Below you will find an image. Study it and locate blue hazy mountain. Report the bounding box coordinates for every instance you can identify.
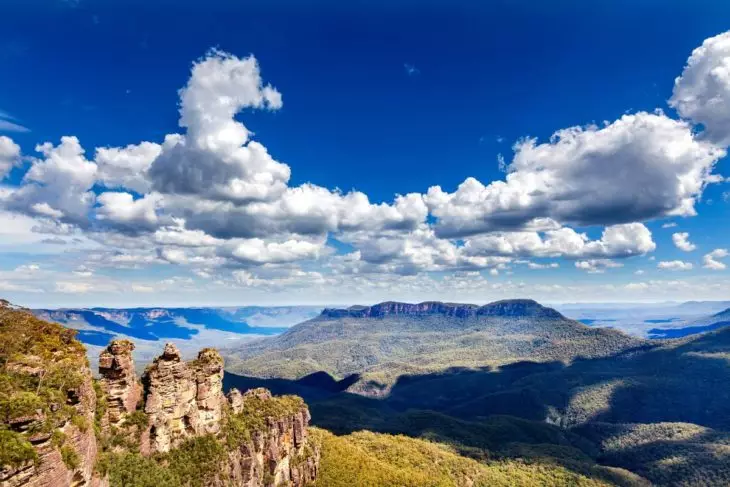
[34,306,322,369]
[649,307,730,339]
[557,301,730,338]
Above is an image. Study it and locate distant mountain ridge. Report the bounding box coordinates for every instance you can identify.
[649,306,730,339]
[226,298,643,390]
[34,305,322,371]
[321,299,565,319]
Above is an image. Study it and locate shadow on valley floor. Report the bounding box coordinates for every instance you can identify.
[224,368,636,485]
[225,327,730,485]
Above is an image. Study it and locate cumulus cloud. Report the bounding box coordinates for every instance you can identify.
[672,232,697,252]
[95,141,162,193]
[703,248,728,270]
[227,238,324,265]
[3,32,730,299]
[96,192,162,232]
[426,113,725,238]
[526,261,559,270]
[0,136,21,179]
[671,31,730,146]
[658,260,694,271]
[174,184,427,240]
[462,223,655,260]
[148,51,290,204]
[5,136,97,226]
[575,259,623,273]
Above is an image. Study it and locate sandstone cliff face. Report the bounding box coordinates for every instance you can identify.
[0,303,99,487]
[138,346,318,485]
[141,344,225,453]
[220,388,319,486]
[320,298,565,319]
[98,340,141,429]
[1,375,99,487]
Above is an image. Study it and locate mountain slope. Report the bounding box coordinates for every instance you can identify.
[225,299,646,391]
[225,320,730,485]
[311,428,643,487]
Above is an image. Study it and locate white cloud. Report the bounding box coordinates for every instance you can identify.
[426,112,725,238]
[671,31,730,146]
[658,260,694,271]
[575,259,623,274]
[0,135,21,179]
[131,284,155,293]
[672,232,697,252]
[526,261,559,270]
[4,32,730,303]
[0,111,29,133]
[55,281,94,294]
[228,238,323,265]
[6,136,97,225]
[462,223,655,259]
[96,192,161,231]
[703,248,728,270]
[148,51,289,204]
[95,141,162,193]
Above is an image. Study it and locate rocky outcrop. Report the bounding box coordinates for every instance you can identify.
[1,380,99,487]
[321,299,565,320]
[141,344,225,453]
[98,339,141,428]
[138,345,318,485]
[0,303,97,487]
[220,388,319,486]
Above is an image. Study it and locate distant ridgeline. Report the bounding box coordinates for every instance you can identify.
[320,299,565,319]
[649,306,730,339]
[225,298,643,387]
[32,307,323,372]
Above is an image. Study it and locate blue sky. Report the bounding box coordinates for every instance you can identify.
[1,0,730,307]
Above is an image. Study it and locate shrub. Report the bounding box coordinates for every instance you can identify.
[105,452,180,487]
[0,429,38,468]
[123,410,149,432]
[60,445,80,470]
[0,391,43,422]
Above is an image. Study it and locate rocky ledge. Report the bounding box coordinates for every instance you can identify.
[1,299,319,487]
[321,298,565,320]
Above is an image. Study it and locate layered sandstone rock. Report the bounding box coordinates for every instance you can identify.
[141,344,226,453]
[1,355,99,487]
[320,298,565,319]
[219,388,319,487]
[139,345,319,485]
[98,339,141,428]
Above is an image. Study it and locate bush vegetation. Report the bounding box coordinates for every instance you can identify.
[0,304,89,472]
[99,435,226,487]
[311,427,616,487]
[0,429,38,468]
[223,393,304,448]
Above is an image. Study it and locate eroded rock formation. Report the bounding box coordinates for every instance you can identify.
[220,388,319,486]
[138,343,318,485]
[141,344,225,453]
[98,339,141,428]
